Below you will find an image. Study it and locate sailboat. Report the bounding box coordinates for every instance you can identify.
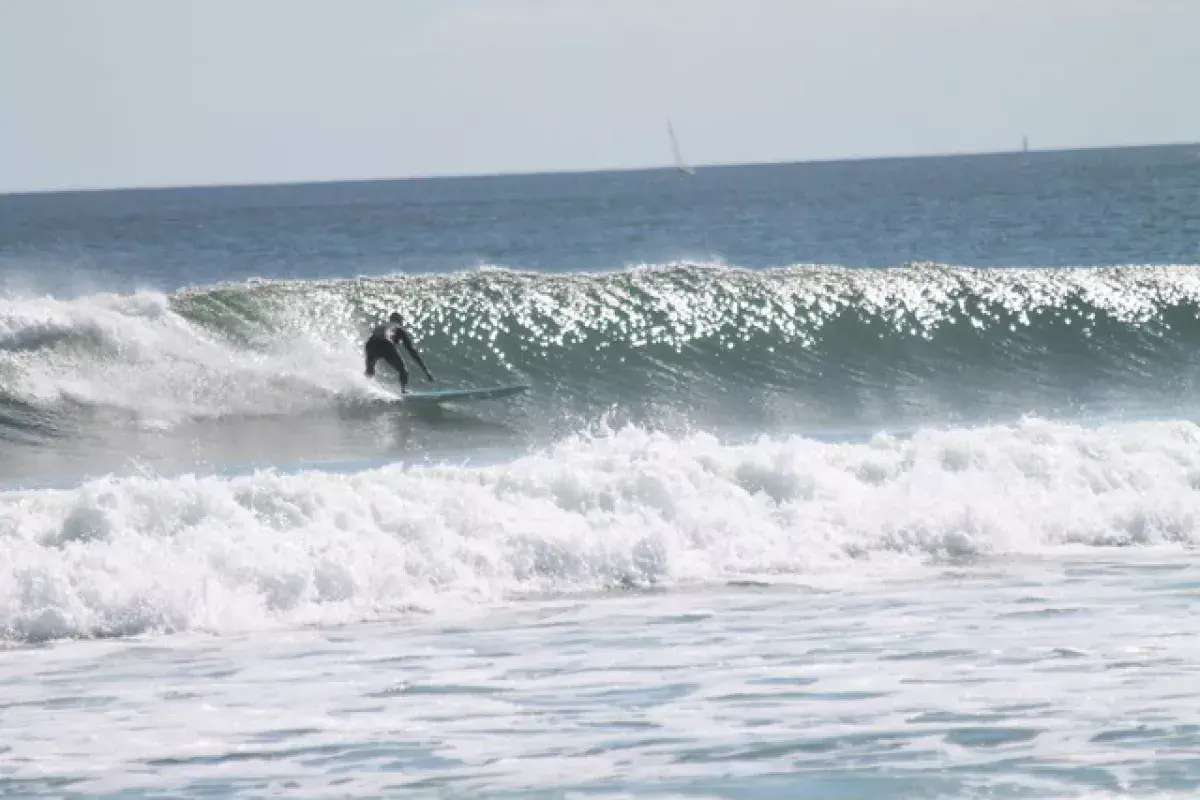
[667,119,695,175]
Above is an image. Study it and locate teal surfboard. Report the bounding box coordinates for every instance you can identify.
[399,384,529,405]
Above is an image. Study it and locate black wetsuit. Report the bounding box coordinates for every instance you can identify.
[364,323,432,389]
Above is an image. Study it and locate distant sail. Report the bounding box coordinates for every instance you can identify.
[667,119,695,175]
[1022,136,1029,152]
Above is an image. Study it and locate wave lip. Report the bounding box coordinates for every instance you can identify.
[4,418,1199,644]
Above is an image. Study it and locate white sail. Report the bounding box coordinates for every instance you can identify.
[667,119,695,175]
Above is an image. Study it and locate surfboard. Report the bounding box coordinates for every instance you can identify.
[398,384,530,405]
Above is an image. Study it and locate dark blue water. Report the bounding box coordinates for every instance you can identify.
[4,145,1198,297]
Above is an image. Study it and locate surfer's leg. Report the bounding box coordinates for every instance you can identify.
[364,336,392,377]
[364,339,381,376]
[381,343,410,391]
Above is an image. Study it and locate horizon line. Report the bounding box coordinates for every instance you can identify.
[3,139,1197,199]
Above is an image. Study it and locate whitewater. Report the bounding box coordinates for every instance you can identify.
[3,145,1200,797]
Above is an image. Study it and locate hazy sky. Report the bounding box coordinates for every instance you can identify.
[2,0,1197,192]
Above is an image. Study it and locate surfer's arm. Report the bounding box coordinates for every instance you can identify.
[396,329,435,381]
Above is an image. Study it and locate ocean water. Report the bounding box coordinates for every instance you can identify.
[3,144,1200,798]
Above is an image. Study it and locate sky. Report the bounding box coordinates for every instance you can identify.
[1,0,1198,193]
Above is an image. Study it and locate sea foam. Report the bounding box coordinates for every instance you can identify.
[4,418,1199,643]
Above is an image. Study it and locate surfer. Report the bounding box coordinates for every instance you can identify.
[364,312,435,393]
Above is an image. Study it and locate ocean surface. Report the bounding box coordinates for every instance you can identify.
[3,144,1200,798]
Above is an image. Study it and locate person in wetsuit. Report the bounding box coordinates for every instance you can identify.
[364,312,435,393]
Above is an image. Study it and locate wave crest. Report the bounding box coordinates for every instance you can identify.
[4,263,1200,435]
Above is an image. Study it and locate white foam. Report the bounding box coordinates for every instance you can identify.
[0,291,382,426]
[4,418,1200,642]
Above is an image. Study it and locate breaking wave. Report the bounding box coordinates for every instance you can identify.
[4,263,1200,438]
[4,418,1199,643]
